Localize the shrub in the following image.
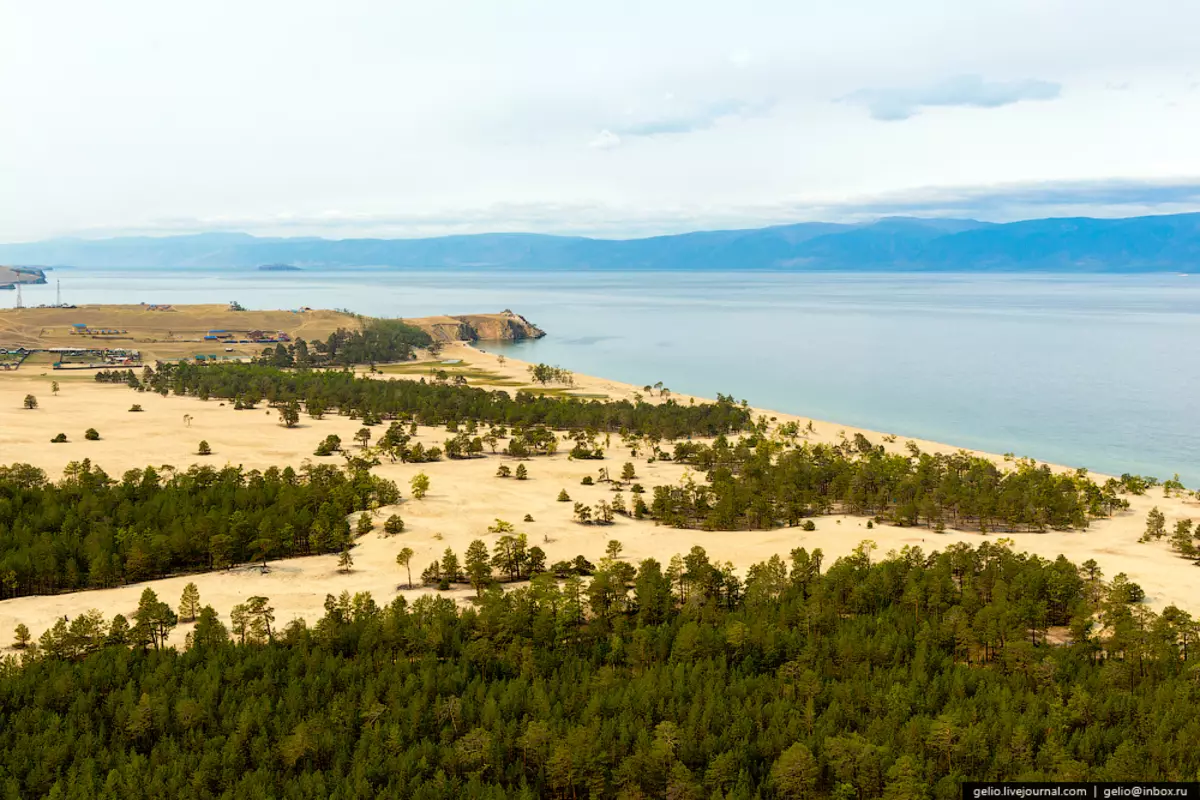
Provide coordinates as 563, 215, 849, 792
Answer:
314, 434, 341, 456
581, 476, 594, 486
801, 520, 816, 531
128, 404, 143, 412
384, 515, 405, 535
84, 428, 100, 441
557, 489, 571, 502
197, 440, 211, 455
51, 433, 67, 443
524, 514, 534, 522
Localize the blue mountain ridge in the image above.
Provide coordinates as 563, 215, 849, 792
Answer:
3, 213, 1199, 271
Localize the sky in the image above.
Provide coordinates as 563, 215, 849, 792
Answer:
2, 0, 1200, 241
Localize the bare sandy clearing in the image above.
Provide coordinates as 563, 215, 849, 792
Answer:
2, 357, 1198, 649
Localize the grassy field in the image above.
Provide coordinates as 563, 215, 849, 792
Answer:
0, 304, 360, 362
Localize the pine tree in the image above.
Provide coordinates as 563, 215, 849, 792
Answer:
396, 547, 414, 588
515, 464, 528, 480
410, 472, 430, 499
441, 548, 461, 583
770, 743, 818, 799
178, 583, 201, 623
1142, 507, 1167, 542
338, 543, 354, 573
465, 539, 492, 596
12, 623, 30, 649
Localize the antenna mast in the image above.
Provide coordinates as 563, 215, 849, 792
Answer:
56, 279, 62, 307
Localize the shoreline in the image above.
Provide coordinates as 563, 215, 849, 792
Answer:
451, 340, 1104, 479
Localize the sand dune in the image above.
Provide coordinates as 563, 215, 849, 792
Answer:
2, 348, 1197, 649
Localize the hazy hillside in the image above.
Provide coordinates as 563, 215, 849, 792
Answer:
3, 213, 1200, 271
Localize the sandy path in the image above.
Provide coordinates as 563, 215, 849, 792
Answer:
2, 352, 1198, 650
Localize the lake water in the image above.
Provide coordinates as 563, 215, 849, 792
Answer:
9, 268, 1199, 484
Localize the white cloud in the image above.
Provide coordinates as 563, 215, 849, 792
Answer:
2, 0, 1200, 241
588, 130, 622, 150
841, 75, 1062, 121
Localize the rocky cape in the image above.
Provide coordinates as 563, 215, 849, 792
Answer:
403, 310, 545, 342
0, 266, 47, 289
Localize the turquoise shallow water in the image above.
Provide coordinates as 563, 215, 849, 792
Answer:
10, 268, 1199, 484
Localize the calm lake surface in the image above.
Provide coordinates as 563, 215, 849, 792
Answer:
10, 268, 1199, 483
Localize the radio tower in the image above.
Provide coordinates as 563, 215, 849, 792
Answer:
56, 279, 62, 307
15, 281, 23, 309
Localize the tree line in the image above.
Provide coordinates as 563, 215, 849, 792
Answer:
646, 434, 1131, 532
0, 460, 397, 599
258, 318, 433, 368
130, 362, 752, 439
2, 543, 1198, 798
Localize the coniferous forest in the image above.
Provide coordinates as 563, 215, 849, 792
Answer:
1, 543, 1198, 799
5, 361, 1196, 797
0, 461, 397, 598
120, 362, 755, 439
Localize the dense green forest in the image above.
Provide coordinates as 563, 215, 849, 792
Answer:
260, 318, 433, 368
3, 543, 1198, 798
119, 362, 753, 439
649, 435, 1131, 532
0, 461, 397, 599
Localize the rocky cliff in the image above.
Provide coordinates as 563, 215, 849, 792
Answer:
403, 310, 545, 342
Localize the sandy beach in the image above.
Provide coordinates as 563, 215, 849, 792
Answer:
2, 344, 1197, 649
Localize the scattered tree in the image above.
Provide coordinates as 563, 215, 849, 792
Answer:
197, 440, 211, 455
13, 623, 30, 649
178, 583, 201, 623
278, 400, 301, 428
23, 394, 37, 410
410, 472, 430, 499
396, 546, 415, 588
465, 539, 493, 596
1142, 507, 1167, 542
384, 514, 405, 535
337, 543, 354, 573
84, 428, 100, 441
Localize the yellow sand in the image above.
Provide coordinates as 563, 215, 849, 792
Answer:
1, 345, 1197, 649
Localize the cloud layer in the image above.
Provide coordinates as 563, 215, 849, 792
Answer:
3, 1, 1200, 241
843, 75, 1062, 121
36, 178, 1200, 241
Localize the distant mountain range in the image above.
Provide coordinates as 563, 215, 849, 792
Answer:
4, 213, 1200, 271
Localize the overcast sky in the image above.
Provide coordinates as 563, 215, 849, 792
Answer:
3, 0, 1200, 241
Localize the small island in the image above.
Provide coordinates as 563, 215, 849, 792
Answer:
256, 263, 302, 272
